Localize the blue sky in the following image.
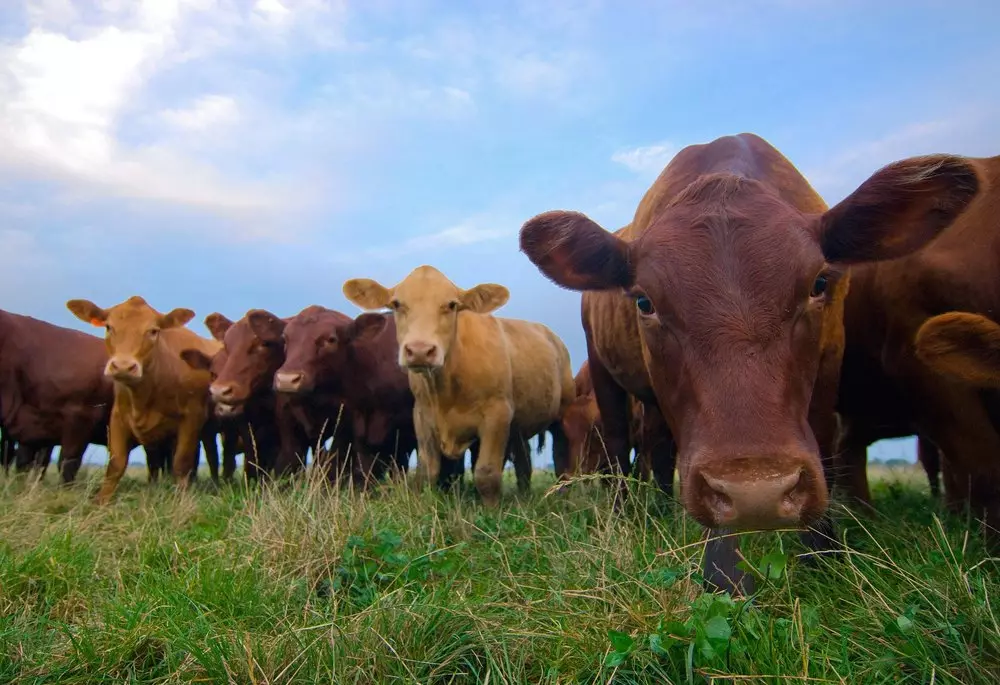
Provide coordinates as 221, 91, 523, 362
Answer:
2, 0, 998, 467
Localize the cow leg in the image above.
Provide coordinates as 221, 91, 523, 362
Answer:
703, 529, 754, 596
473, 409, 513, 508
220, 424, 240, 482
510, 432, 532, 495
917, 434, 941, 499
549, 423, 571, 480
586, 346, 632, 506
14, 442, 35, 473
171, 415, 204, 491
640, 401, 675, 497
34, 446, 54, 478
58, 429, 90, 484
200, 426, 220, 485
96, 414, 132, 505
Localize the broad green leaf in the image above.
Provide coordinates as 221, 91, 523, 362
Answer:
608, 629, 635, 653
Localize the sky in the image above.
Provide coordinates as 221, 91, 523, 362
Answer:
2, 0, 998, 468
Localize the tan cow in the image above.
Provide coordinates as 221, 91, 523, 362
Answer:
66, 296, 222, 504
343, 265, 575, 506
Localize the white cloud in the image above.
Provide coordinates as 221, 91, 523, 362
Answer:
333, 215, 513, 263
161, 94, 240, 131
611, 141, 678, 175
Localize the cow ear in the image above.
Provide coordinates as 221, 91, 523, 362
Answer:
204, 313, 234, 341
179, 349, 214, 372
459, 284, 509, 314
159, 308, 195, 329
819, 155, 979, 264
519, 210, 633, 291
343, 278, 392, 310
353, 313, 388, 342
247, 309, 286, 344
67, 299, 108, 327
915, 312, 1000, 388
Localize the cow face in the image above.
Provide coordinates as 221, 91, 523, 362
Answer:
520, 154, 978, 532
342, 265, 508, 372
916, 312, 1000, 388
66, 295, 195, 385
183, 313, 286, 416
252, 306, 354, 394
560, 394, 602, 474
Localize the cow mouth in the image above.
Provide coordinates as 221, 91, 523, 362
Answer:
402, 362, 441, 374
107, 371, 142, 385
214, 402, 244, 418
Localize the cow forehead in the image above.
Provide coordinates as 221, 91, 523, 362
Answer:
285, 310, 349, 339
106, 301, 160, 328
225, 320, 256, 349
636, 198, 823, 305
395, 267, 461, 306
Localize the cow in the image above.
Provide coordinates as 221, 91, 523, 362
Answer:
65, 296, 223, 504
835, 152, 999, 536
518, 132, 978, 594
0, 308, 114, 482
342, 265, 575, 507
180, 312, 283, 481
560, 361, 652, 482
245, 307, 418, 487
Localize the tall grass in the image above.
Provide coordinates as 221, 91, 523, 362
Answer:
0, 464, 997, 683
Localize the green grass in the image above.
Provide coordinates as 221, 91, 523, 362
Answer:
1, 463, 997, 683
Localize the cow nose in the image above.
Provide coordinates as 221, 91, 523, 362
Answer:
210, 383, 234, 400
274, 371, 304, 392
690, 459, 820, 530
106, 357, 140, 377
403, 342, 438, 366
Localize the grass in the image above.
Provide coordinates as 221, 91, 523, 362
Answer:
0, 462, 998, 683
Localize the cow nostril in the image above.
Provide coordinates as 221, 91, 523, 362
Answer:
426, 344, 438, 359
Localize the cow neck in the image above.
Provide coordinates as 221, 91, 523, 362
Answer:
345, 340, 381, 404
424, 320, 466, 403
115, 340, 183, 413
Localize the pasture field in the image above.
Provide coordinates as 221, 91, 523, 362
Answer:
1, 464, 998, 684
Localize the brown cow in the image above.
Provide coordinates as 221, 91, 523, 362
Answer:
66, 296, 222, 504
343, 265, 575, 507
836, 153, 999, 536
180, 312, 283, 481
0, 309, 113, 482
560, 361, 651, 481
250, 307, 417, 486
519, 132, 978, 593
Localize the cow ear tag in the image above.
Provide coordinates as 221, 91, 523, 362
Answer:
90, 318, 104, 327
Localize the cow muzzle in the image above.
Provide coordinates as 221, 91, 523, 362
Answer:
274, 371, 308, 393
105, 356, 142, 383
400, 340, 441, 370
685, 454, 827, 531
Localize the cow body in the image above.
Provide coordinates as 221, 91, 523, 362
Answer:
66, 296, 222, 504
519, 132, 979, 593
343, 265, 574, 506
0, 309, 112, 482
836, 154, 1000, 534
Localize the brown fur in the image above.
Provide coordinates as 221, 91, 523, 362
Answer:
343, 265, 575, 506
519, 133, 978, 592
0, 309, 113, 482
836, 155, 1000, 537
66, 296, 222, 504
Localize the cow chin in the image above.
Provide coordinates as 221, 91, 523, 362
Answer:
214, 403, 243, 418
682, 452, 828, 532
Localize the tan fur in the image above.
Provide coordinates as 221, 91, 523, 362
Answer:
344, 265, 575, 506
66, 296, 221, 504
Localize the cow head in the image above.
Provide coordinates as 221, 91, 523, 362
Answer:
180, 312, 286, 417
343, 265, 508, 372
67, 296, 195, 385
254, 306, 358, 394
916, 312, 1000, 388
520, 154, 978, 532
560, 393, 603, 474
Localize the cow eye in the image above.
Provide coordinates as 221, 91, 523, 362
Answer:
147, 328, 160, 339
447, 300, 458, 311
810, 274, 829, 299
105, 324, 113, 334
635, 294, 655, 316
388, 299, 401, 311
325, 336, 338, 346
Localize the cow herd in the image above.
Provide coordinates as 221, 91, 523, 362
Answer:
2, 132, 999, 594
